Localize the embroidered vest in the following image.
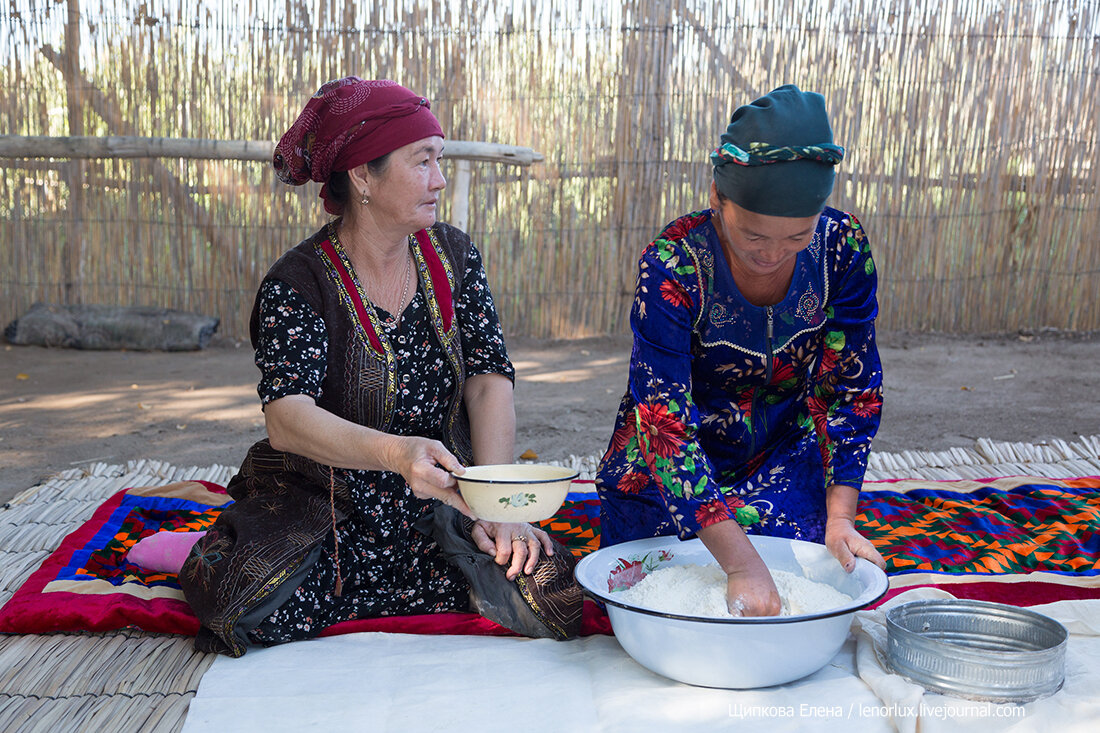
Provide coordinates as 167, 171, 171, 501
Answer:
250, 221, 474, 465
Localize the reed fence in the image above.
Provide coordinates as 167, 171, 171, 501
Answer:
1, 0, 1097, 341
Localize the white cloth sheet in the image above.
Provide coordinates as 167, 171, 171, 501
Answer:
852, 590, 1100, 732
182, 591, 1100, 733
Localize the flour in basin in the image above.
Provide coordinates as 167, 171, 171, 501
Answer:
616, 564, 853, 617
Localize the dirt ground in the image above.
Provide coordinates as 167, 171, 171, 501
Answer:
2, 330, 1099, 503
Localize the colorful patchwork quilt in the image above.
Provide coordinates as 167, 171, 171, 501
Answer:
2, 475, 1098, 637
0, 481, 608, 637
859, 476, 1100, 605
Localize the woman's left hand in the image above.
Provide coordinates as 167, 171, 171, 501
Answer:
824, 483, 886, 572
825, 516, 886, 572
470, 521, 555, 580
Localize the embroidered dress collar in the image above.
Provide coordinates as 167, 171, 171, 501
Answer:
696, 210, 828, 355
318, 222, 457, 359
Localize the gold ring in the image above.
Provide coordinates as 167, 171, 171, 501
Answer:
512, 535, 528, 543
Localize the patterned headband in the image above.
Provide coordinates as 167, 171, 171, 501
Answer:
710, 141, 845, 168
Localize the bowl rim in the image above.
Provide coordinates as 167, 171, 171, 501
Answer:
575, 536, 889, 625
451, 463, 580, 485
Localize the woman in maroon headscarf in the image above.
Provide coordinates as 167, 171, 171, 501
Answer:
165, 78, 579, 656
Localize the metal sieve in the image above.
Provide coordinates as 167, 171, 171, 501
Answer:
886, 599, 1067, 702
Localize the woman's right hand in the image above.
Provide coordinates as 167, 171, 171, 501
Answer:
385, 436, 474, 516
264, 398, 472, 516
725, 561, 782, 617
697, 519, 782, 617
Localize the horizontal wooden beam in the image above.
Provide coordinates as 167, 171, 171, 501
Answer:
0, 135, 544, 167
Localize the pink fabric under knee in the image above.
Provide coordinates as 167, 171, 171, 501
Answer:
128, 530, 207, 574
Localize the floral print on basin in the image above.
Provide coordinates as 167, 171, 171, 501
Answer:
607, 550, 675, 592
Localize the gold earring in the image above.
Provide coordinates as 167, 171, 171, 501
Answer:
360, 192, 370, 205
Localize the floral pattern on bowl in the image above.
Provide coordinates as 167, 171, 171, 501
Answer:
499, 492, 538, 508
608, 549, 674, 592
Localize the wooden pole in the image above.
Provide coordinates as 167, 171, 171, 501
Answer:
670, 0, 757, 100
450, 158, 472, 233
0, 135, 546, 167
39, 44, 238, 267
63, 0, 84, 304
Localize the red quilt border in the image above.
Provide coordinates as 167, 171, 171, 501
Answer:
0, 483, 227, 635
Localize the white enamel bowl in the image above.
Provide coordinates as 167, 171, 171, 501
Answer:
575, 535, 889, 689
453, 464, 578, 522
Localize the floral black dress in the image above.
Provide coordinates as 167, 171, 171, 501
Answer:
247, 243, 514, 644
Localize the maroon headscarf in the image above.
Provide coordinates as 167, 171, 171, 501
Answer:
273, 77, 445, 214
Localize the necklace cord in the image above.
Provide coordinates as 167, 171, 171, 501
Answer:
377, 245, 412, 328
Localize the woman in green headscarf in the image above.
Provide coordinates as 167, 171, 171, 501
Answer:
596, 85, 886, 616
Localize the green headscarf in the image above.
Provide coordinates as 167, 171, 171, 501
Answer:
711, 84, 844, 217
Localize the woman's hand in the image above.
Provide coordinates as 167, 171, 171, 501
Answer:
385, 436, 474, 516
825, 483, 886, 572
264, 397, 470, 515
470, 521, 554, 580
696, 519, 782, 617
725, 555, 782, 617
825, 516, 886, 572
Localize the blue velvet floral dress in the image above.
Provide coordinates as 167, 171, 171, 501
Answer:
595, 207, 883, 547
